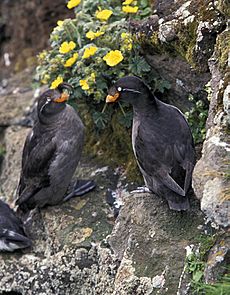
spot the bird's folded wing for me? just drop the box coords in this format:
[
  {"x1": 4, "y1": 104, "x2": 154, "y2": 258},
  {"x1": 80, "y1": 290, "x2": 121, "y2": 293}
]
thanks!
[
  {"x1": 0, "y1": 228, "x2": 31, "y2": 246},
  {"x1": 23, "y1": 139, "x2": 57, "y2": 177},
  {"x1": 48, "y1": 138, "x2": 83, "y2": 188},
  {"x1": 17, "y1": 134, "x2": 57, "y2": 197},
  {"x1": 157, "y1": 170, "x2": 185, "y2": 196},
  {"x1": 134, "y1": 129, "x2": 193, "y2": 196}
]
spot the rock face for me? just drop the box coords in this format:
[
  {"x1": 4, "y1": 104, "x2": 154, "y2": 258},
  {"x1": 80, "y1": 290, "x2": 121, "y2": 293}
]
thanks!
[
  {"x1": 0, "y1": 0, "x2": 229, "y2": 293},
  {"x1": 0, "y1": 0, "x2": 73, "y2": 78},
  {"x1": 132, "y1": 0, "x2": 229, "y2": 227},
  {"x1": 192, "y1": 27, "x2": 230, "y2": 227},
  {"x1": 0, "y1": 70, "x2": 204, "y2": 295}
]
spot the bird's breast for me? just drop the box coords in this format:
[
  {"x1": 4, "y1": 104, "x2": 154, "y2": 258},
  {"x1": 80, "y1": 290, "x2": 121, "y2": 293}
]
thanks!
[{"x1": 132, "y1": 117, "x2": 140, "y2": 159}]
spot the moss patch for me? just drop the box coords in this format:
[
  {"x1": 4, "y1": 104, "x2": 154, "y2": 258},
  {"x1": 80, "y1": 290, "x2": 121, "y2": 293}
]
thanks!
[
  {"x1": 75, "y1": 102, "x2": 141, "y2": 182},
  {"x1": 215, "y1": 31, "x2": 230, "y2": 71}
]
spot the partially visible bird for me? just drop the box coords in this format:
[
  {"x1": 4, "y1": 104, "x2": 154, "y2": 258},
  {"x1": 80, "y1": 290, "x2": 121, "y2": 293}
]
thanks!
[
  {"x1": 0, "y1": 200, "x2": 31, "y2": 251},
  {"x1": 106, "y1": 76, "x2": 196, "y2": 211},
  {"x1": 16, "y1": 83, "x2": 95, "y2": 212}
]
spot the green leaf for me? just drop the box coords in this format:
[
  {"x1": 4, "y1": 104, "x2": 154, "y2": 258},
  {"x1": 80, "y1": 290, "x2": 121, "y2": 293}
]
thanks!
[
  {"x1": 129, "y1": 56, "x2": 151, "y2": 76},
  {"x1": 92, "y1": 111, "x2": 109, "y2": 129},
  {"x1": 154, "y1": 79, "x2": 171, "y2": 93},
  {"x1": 193, "y1": 270, "x2": 203, "y2": 282},
  {"x1": 118, "y1": 111, "x2": 133, "y2": 128}
]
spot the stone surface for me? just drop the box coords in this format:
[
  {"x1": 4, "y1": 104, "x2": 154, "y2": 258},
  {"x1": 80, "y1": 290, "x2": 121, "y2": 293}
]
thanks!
[
  {"x1": 0, "y1": 69, "x2": 37, "y2": 127},
  {"x1": 0, "y1": 72, "x2": 205, "y2": 295},
  {"x1": 204, "y1": 233, "x2": 230, "y2": 284},
  {"x1": 109, "y1": 192, "x2": 203, "y2": 295},
  {"x1": 0, "y1": 0, "x2": 229, "y2": 293},
  {"x1": 0, "y1": 126, "x2": 30, "y2": 204},
  {"x1": 0, "y1": 0, "x2": 73, "y2": 78},
  {"x1": 0, "y1": 121, "x2": 205, "y2": 295},
  {"x1": 130, "y1": 0, "x2": 229, "y2": 227},
  {"x1": 145, "y1": 53, "x2": 210, "y2": 111},
  {"x1": 192, "y1": 26, "x2": 230, "y2": 228}
]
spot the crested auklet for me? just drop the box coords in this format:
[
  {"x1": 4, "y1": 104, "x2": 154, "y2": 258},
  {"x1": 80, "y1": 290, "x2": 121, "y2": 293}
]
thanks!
[
  {"x1": 0, "y1": 199, "x2": 31, "y2": 251},
  {"x1": 16, "y1": 83, "x2": 95, "y2": 211},
  {"x1": 106, "y1": 76, "x2": 196, "y2": 211}
]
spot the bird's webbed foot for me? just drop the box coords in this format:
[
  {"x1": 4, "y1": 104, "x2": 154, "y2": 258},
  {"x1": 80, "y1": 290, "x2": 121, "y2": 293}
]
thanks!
[{"x1": 63, "y1": 179, "x2": 96, "y2": 202}]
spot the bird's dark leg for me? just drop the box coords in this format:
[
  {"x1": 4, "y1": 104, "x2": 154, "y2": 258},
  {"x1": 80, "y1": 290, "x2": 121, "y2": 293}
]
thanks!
[{"x1": 63, "y1": 179, "x2": 96, "y2": 202}]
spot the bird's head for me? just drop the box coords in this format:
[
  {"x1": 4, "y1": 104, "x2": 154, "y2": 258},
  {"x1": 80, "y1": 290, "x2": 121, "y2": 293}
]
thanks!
[
  {"x1": 106, "y1": 76, "x2": 151, "y2": 106},
  {"x1": 37, "y1": 83, "x2": 73, "y2": 122}
]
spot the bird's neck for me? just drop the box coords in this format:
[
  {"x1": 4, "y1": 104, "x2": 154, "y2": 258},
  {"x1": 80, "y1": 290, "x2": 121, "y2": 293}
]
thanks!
[
  {"x1": 38, "y1": 110, "x2": 65, "y2": 129},
  {"x1": 133, "y1": 93, "x2": 157, "y2": 116}
]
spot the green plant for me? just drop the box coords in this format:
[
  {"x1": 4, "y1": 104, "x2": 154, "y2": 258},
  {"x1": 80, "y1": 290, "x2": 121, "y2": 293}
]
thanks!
[
  {"x1": 0, "y1": 145, "x2": 6, "y2": 157},
  {"x1": 185, "y1": 234, "x2": 215, "y2": 291},
  {"x1": 185, "y1": 93, "x2": 209, "y2": 144},
  {"x1": 185, "y1": 234, "x2": 230, "y2": 295},
  {"x1": 186, "y1": 248, "x2": 205, "y2": 286},
  {"x1": 36, "y1": 0, "x2": 168, "y2": 131},
  {"x1": 198, "y1": 273, "x2": 230, "y2": 295}
]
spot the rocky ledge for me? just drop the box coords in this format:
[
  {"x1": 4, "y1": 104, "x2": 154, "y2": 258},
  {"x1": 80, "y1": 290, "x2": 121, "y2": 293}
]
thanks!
[{"x1": 0, "y1": 70, "x2": 207, "y2": 295}]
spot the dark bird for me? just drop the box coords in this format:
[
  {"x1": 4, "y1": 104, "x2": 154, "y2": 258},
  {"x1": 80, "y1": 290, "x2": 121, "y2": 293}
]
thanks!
[
  {"x1": 16, "y1": 83, "x2": 95, "y2": 212},
  {"x1": 106, "y1": 76, "x2": 196, "y2": 211},
  {"x1": 0, "y1": 200, "x2": 31, "y2": 251}
]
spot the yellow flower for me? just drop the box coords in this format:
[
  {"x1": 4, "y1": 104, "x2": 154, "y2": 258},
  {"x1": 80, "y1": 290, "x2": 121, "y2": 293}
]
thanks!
[
  {"x1": 90, "y1": 72, "x2": 96, "y2": 81},
  {"x1": 59, "y1": 41, "x2": 76, "y2": 54},
  {"x1": 50, "y1": 76, "x2": 63, "y2": 89},
  {"x1": 82, "y1": 46, "x2": 97, "y2": 59},
  {"x1": 122, "y1": 5, "x2": 138, "y2": 13},
  {"x1": 121, "y1": 32, "x2": 129, "y2": 39},
  {"x1": 86, "y1": 30, "x2": 105, "y2": 40},
  {"x1": 67, "y1": 0, "x2": 81, "y2": 9},
  {"x1": 57, "y1": 20, "x2": 64, "y2": 27},
  {"x1": 41, "y1": 74, "x2": 50, "y2": 84},
  {"x1": 103, "y1": 50, "x2": 124, "y2": 67},
  {"x1": 122, "y1": 0, "x2": 134, "y2": 5},
  {"x1": 121, "y1": 32, "x2": 133, "y2": 51},
  {"x1": 80, "y1": 80, "x2": 89, "y2": 90},
  {"x1": 64, "y1": 53, "x2": 78, "y2": 67},
  {"x1": 96, "y1": 9, "x2": 113, "y2": 21},
  {"x1": 38, "y1": 51, "x2": 47, "y2": 60}
]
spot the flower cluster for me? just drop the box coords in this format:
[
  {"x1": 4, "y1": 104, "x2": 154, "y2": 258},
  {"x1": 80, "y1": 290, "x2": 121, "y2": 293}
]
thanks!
[{"x1": 36, "y1": 0, "x2": 153, "y2": 129}]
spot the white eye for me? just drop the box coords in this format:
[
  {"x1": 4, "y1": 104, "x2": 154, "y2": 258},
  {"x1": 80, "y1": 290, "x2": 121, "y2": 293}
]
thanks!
[
  {"x1": 46, "y1": 98, "x2": 51, "y2": 102},
  {"x1": 117, "y1": 87, "x2": 122, "y2": 92}
]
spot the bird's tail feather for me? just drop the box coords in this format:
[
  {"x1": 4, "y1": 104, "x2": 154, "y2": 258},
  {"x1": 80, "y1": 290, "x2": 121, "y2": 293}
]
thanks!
[
  {"x1": 167, "y1": 197, "x2": 190, "y2": 211},
  {"x1": 63, "y1": 179, "x2": 96, "y2": 202},
  {"x1": 0, "y1": 229, "x2": 32, "y2": 251}
]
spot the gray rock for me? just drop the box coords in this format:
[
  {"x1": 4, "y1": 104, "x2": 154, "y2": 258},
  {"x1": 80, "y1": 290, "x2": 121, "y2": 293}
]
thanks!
[
  {"x1": 0, "y1": 0, "x2": 229, "y2": 293},
  {"x1": 146, "y1": 53, "x2": 210, "y2": 111},
  {"x1": 192, "y1": 27, "x2": 230, "y2": 228},
  {"x1": 158, "y1": 20, "x2": 178, "y2": 42},
  {"x1": 109, "y1": 193, "x2": 204, "y2": 295},
  {"x1": 0, "y1": 126, "x2": 30, "y2": 204},
  {"x1": 204, "y1": 234, "x2": 230, "y2": 284},
  {"x1": 0, "y1": 76, "x2": 206, "y2": 294},
  {"x1": 0, "y1": 69, "x2": 36, "y2": 127}
]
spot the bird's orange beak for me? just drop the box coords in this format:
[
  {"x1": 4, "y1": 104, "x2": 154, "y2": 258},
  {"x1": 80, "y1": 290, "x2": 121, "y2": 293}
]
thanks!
[
  {"x1": 106, "y1": 92, "x2": 120, "y2": 103},
  {"x1": 54, "y1": 92, "x2": 69, "y2": 103}
]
